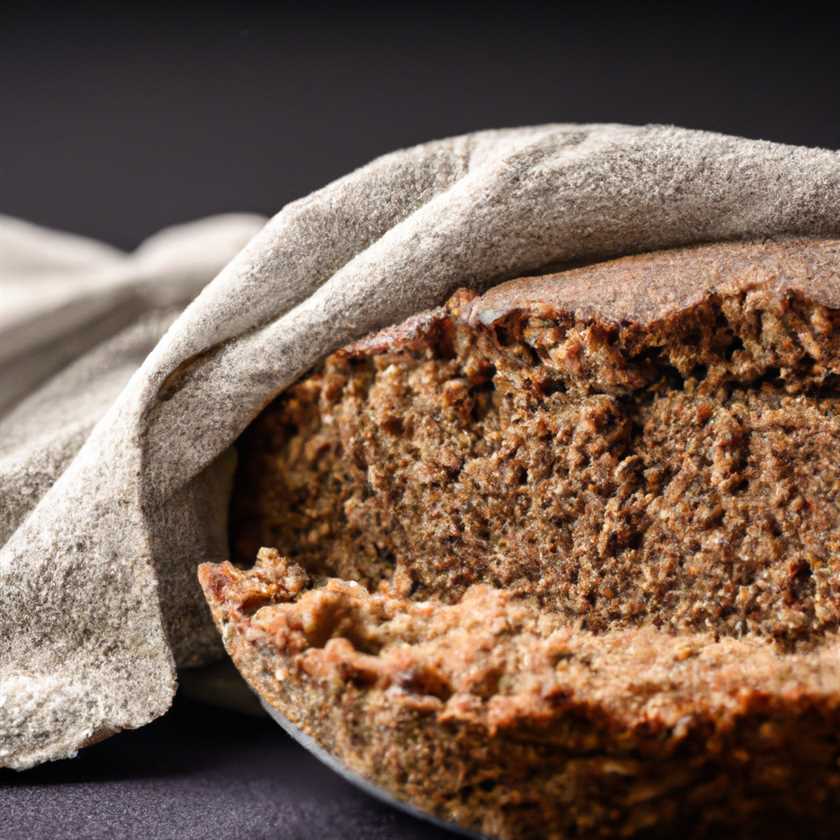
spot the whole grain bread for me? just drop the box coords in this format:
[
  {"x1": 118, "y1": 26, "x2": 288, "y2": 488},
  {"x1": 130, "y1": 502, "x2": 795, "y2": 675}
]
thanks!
[{"x1": 200, "y1": 237, "x2": 840, "y2": 839}]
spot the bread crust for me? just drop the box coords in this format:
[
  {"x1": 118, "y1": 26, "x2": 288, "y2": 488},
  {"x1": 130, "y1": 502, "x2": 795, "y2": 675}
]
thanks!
[{"x1": 199, "y1": 552, "x2": 840, "y2": 839}]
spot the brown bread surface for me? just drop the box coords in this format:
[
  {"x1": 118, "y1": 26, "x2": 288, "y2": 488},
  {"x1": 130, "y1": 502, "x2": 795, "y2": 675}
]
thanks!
[{"x1": 201, "y1": 237, "x2": 840, "y2": 839}]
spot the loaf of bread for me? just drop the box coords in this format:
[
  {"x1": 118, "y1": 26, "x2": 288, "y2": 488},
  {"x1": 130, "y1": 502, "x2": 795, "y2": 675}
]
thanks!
[{"x1": 200, "y1": 237, "x2": 840, "y2": 839}]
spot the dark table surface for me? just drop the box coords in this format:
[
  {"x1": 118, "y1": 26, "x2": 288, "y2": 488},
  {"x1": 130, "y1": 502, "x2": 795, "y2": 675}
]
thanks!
[{"x1": 1, "y1": 696, "x2": 458, "y2": 840}]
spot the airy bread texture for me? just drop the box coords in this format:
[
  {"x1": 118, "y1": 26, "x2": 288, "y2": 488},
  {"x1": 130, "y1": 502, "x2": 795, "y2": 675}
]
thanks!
[{"x1": 201, "y1": 238, "x2": 840, "y2": 839}]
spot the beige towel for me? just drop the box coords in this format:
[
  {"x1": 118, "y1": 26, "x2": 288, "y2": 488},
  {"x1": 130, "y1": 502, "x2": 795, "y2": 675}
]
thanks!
[{"x1": 3, "y1": 124, "x2": 840, "y2": 769}]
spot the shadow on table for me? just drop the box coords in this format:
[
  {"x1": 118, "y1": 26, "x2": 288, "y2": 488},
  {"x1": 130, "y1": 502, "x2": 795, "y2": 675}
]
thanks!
[{"x1": 1, "y1": 695, "x2": 458, "y2": 840}]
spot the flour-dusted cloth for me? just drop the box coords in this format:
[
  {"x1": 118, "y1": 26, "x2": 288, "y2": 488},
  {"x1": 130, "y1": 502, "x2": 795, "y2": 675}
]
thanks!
[
  {"x1": 0, "y1": 215, "x2": 267, "y2": 419},
  {"x1": 2, "y1": 124, "x2": 840, "y2": 770}
]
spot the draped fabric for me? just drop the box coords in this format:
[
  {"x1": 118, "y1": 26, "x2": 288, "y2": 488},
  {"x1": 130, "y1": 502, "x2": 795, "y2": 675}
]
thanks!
[{"x1": 2, "y1": 124, "x2": 839, "y2": 769}]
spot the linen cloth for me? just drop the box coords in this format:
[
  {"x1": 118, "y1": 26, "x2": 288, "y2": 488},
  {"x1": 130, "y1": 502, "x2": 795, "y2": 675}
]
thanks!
[{"x1": 3, "y1": 124, "x2": 840, "y2": 769}]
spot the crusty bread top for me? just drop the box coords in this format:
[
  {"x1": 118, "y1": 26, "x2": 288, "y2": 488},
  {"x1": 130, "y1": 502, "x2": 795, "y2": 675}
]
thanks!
[
  {"x1": 346, "y1": 238, "x2": 840, "y2": 358},
  {"x1": 469, "y1": 237, "x2": 840, "y2": 327}
]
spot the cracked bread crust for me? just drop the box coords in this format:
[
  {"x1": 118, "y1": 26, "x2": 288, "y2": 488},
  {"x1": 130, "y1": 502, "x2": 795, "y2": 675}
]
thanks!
[
  {"x1": 199, "y1": 551, "x2": 840, "y2": 839},
  {"x1": 206, "y1": 238, "x2": 840, "y2": 838}
]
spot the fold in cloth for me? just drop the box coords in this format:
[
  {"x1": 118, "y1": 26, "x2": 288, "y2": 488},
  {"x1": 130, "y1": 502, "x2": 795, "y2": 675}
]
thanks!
[{"x1": 2, "y1": 124, "x2": 840, "y2": 769}]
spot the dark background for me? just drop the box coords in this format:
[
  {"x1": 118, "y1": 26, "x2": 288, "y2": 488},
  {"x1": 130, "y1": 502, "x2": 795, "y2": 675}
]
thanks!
[
  {"x1": 3, "y1": 2, "x2": 840, "y2": 250},
  {"x1": 4, "y1": 3, "x2": 840, "y2": 839}
]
